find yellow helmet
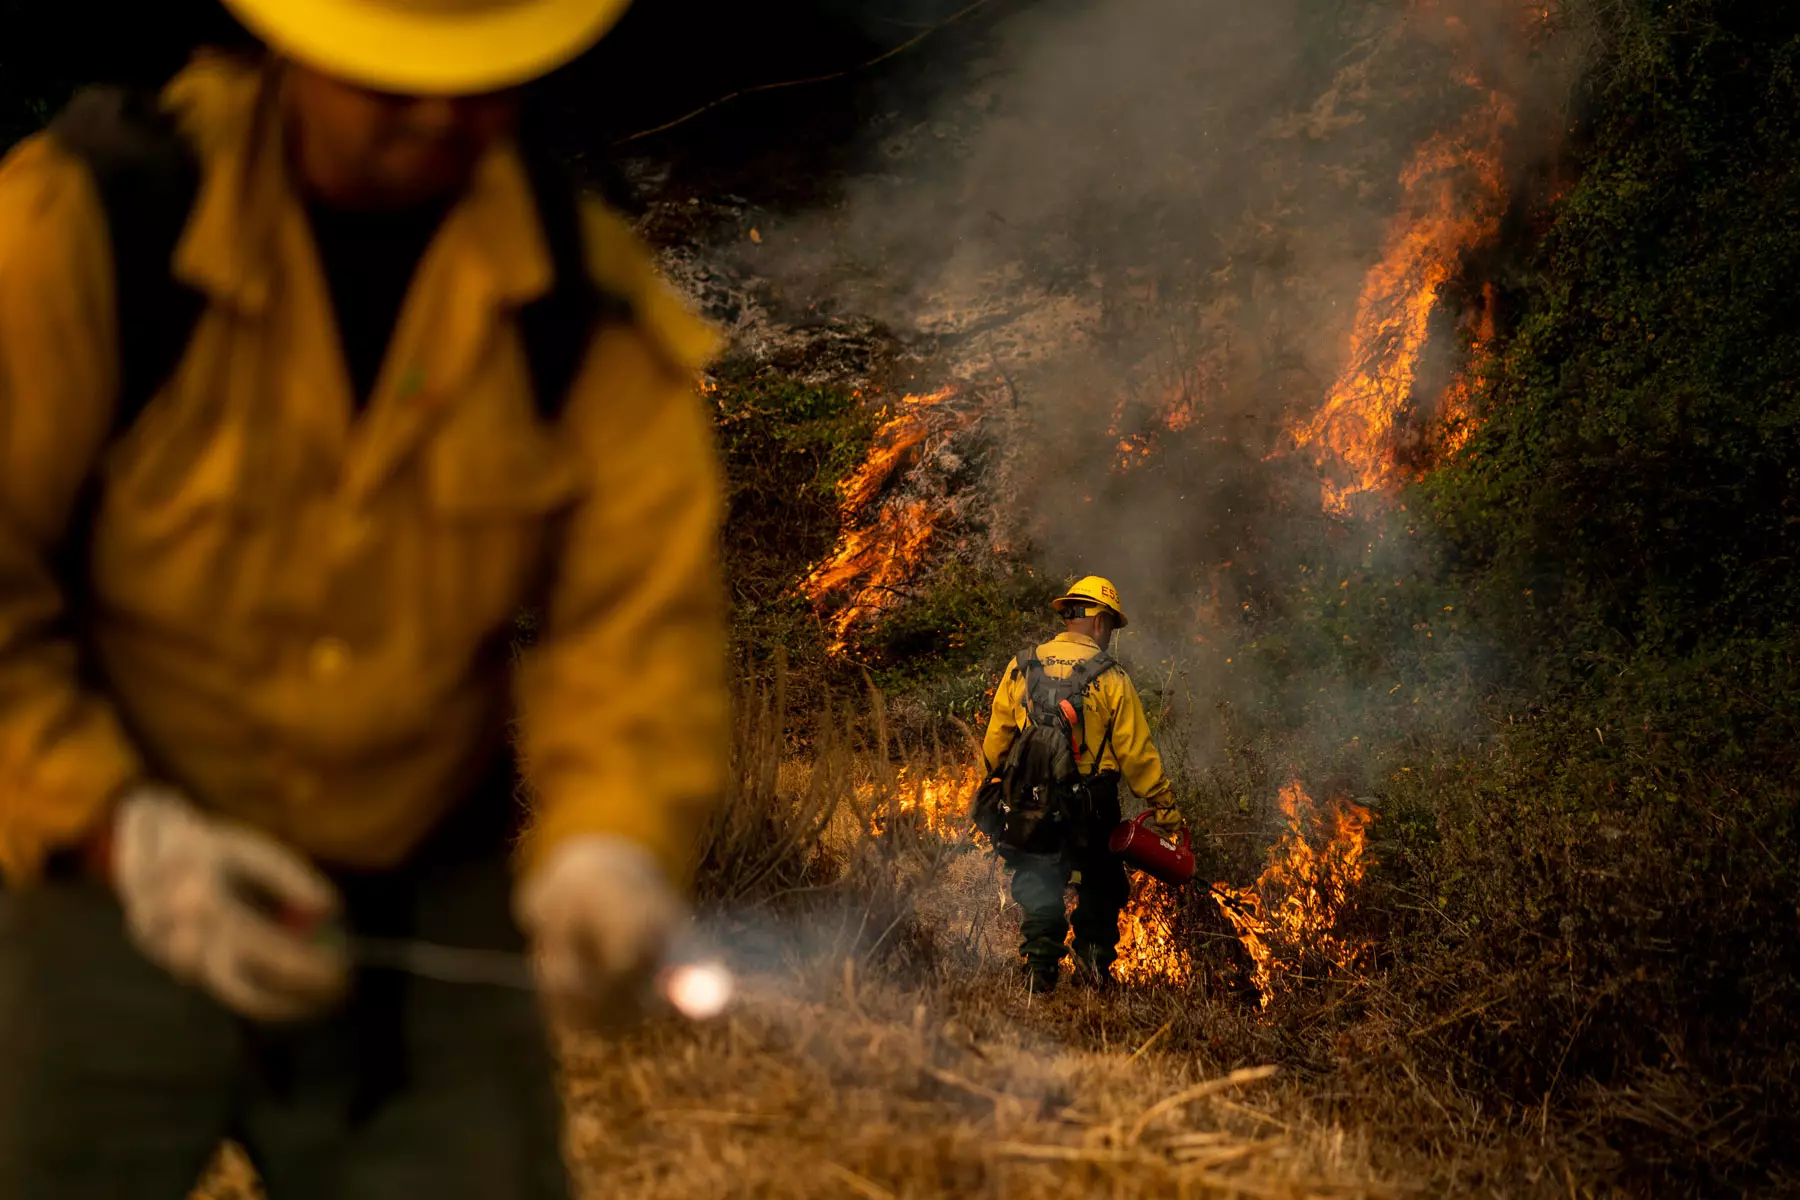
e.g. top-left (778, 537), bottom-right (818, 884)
top-left (1051, 575), bottom-right (1128, 628)
top-left (223, 0), bottom-right (635, 95)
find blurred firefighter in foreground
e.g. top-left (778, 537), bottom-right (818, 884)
top-left (0, 0), bottom-right (726, 1194)
top-left (977, 576), bottom-right (1185, 994)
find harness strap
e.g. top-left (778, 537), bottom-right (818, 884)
top-left (1057, 699), bottom-right (1081, 761)
top-left (514, 143), bottom-right (634, 420)
top-left (49, 87), bottom-right (204, 439)
top-left (51, 85), bottom-right (630, 433)
top-left (1012, 646), bottom-right (1120, 766)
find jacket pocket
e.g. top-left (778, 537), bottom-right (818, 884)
top-left (87, 397), bottom-right (250, 633)
top-left (418, 417), bottom-right (588, 655)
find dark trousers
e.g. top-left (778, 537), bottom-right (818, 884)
top-left (1003, 775), bottom-right (1129, 970)
top-left (0, 793), bottom-right (569, 1199)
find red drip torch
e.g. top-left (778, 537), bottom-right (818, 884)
top-left (1109, 811), bottom-right (1196, 886)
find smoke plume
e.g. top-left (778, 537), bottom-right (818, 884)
top-left (747, 0), bottom-right (1581, 798)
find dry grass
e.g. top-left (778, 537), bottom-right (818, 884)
top-left (189, 674), bottom-right (1622, 1198)
top-left (556, 953), bottom-right (1397, 1199)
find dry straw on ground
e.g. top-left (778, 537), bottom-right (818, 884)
top-left (194, 959), bottom-right (1396, 1200)
top-left (189, 672), bottom-right (1612, 1197)
top-left (555, 959), bottom-right (1396, 1199)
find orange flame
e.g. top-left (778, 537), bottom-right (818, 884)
top-left (803, 388), bottom-right (967, 648)
top-left (1112, 874), bottom-right (1193, 986)
top-left (1295, 86), bottom-right (1516, 512)
top-left (865, 762), bottom-right (983, 840)
top-left (1212, 780), bottom-right (1373, 1007)
top-left (869, 761), bottom-right (1195, 984)
top-left (1437, 280), bottom-right (1498, 458)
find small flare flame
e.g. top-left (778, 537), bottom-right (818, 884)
top-left (1294, 87), bottom-right (1516, 512)
top-left (803, 388), bottom-right (966, 649)
top-left (1212, 780), bottom-right (1373, 1008)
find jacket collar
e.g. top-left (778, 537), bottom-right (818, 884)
top-left (169, 59), bottom-right (554, 316)
top-left (1052, 632), bottom-right (1102, 651)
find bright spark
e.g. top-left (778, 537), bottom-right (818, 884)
top-left (660, 960), bottom-right (735, 1020)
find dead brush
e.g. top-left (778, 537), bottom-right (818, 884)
top-left (693, 650), bottom-right (855, 906)
top-left (696, 653), bottom-right (980, 976)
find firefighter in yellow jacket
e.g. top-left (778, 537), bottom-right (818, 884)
top-left (981, 576), bottom-right (1183, 992)
top-left (0, 1), bottom-right (725, 1195)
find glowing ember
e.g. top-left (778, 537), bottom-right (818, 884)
top-left (1107, 382), bottom-right (1203, 473)
top-left (802, 388), bottom-right (967, 648)
top-left (1115, 433), bottom-right (1157, 470)
top-left (1111, 874), bottom-right (1193, 986)
top-left (1295, 88), bottom-right (1516, 512)
top-left (1212, 780), bottom-right (1373, 1007)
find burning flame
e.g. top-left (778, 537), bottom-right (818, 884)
top-left (803, 388), bottom-right (967, 648)
top-left (1436, 280), bottom-right (1498, 458)
top-left (1111, 874), bottom-right (1193, 986)
top-left (1212, 780), bottom-right (1373, 1008)
top-left (1294, 81), bottom-right (1516, 511)
top-left (865, 762), bottom-right (983, 840)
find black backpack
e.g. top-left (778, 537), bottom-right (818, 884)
top-left (47, 85), bottom-right (629, 443)
top-left (974, 648), bottom-right (1118, 853)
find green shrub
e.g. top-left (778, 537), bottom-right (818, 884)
top-left (708, 365), bottom-right (876, 684)
top-left (1356, 0), bottom-right (1800, 1182)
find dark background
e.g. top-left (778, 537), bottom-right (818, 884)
top-left (0, 0), bottom-right (1010, 177)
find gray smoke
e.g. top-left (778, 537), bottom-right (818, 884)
top-left (745, 0), bottom-right (1581, 800)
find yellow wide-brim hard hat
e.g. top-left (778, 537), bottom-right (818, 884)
top-left (223, 0), bottom-right (636, 95)
top-left (1051, 575), bottom-right (1128, 628)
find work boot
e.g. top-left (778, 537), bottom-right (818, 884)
top-left (1070, 943), bottom-right (1116, 991)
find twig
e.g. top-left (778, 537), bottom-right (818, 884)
top-left (1406, 994), bottom-right (1503, 1040)
top-left (921, 1064), bottom-right (1012, 1106)
top-left (1170, 1142), bottom-right (1264, 1168)
top-left (842, 955), bottom-right (863, 1018)
top-left (641, 1108), bottom-right (780, 1126)
top-left (863, 905), bottom-right (914, 960)
top-left (1127, 1020), bottom-right (1173, 1063)
top-left (1209, 1101), bottom-right (1296, 1137)
top-left (988, 356), bottom-right (1021, 408)
top-left (990, 1143), bottom-right (1147, 1164)
top-left (1127, 1066), bottom-right (1280, 1145)
top-left (823, 1162), bottom-right (896, 1200)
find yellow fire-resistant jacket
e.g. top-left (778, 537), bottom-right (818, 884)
top-left (0, 57), bottom-right (727, 883)
top-left (981, 632), bottom-right (1174, 811)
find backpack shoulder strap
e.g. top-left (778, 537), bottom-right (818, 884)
top-left (1065, 650), bottom-right (1117, 696)
top-left (49, 86), bottom-right (204, 438)
top-left (516, 146), bottom-right (635, 422)
top-left (1015, 651), bottom-right (1055, 722)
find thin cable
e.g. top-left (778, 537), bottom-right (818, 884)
top-left (612, 0), bottom-right (1002, 146)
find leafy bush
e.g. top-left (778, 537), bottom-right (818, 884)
top-left (847, 563), bottom-right (1062, 722)
top-left (1355, 0), bottom-right (1800, 1183)
top-left (708, 365), bottom-right (876, 685)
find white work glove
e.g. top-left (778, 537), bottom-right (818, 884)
top-left (513, 835), bottom-right (686, 1022)
top-left (112, 787), bottom-right (349, 1022)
